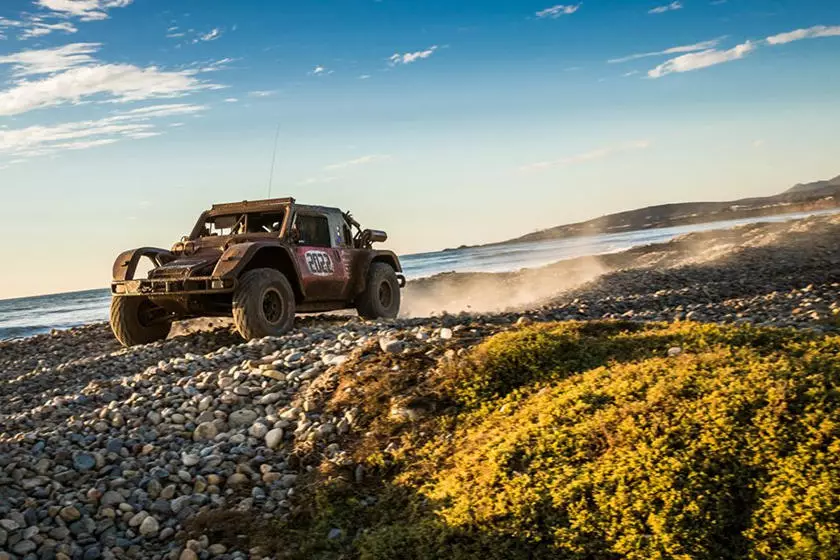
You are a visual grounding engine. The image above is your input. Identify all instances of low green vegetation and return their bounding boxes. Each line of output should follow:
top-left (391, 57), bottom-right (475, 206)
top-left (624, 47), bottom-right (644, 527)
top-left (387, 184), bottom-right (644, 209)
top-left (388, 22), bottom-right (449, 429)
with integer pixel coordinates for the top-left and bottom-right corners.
top-left (287, 322), bottom-right (840, 559)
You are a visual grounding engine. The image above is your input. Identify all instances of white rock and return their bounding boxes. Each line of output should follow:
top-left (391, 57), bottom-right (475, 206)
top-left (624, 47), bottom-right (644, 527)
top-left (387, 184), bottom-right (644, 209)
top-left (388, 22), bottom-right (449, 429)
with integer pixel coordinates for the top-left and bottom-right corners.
top-left (265, 428), bottom-right (284, 449)
top-left (181, 454), bottom-right (200, 467)
top-left (193, 422), bottom-right (219, 441)
top-left (139, 516), bottom-right (159, 537)
top-left (229, 409), bottom-right (258, 428)
top-left (379, 338), bottom-right (404, 354)
top-left (260, 393), bottom-right (283, 405)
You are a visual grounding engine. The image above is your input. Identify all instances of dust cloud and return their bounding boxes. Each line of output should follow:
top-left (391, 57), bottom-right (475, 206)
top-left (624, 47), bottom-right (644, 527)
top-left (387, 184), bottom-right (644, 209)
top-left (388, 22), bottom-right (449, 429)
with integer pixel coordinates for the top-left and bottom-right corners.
top-left (400, 256), bottom-right (608, 317)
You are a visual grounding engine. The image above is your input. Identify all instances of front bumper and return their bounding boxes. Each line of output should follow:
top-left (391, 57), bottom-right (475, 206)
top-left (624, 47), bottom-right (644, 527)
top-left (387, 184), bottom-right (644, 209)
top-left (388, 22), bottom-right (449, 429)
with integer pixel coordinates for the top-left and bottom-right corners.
top-left (111, 276), bottom-right (236, 296)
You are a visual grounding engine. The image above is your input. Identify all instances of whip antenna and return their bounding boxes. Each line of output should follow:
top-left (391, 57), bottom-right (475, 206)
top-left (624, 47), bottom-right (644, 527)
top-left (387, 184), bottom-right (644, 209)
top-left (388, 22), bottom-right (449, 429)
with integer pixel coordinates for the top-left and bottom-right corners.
top-left (267, 122), bottom-right (281, 198)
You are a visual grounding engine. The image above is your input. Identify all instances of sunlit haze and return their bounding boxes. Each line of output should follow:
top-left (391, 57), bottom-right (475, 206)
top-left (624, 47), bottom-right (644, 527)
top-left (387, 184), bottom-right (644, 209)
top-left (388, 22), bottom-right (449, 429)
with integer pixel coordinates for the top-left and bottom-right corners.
top-left (1, 0), bottom-right (839, 298)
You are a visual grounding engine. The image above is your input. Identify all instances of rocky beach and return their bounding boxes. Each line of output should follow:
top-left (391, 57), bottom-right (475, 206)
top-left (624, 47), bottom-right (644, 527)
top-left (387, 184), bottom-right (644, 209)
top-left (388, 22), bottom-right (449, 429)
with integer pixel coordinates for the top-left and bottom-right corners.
top-left (1, 213), bottom-right (839, 560)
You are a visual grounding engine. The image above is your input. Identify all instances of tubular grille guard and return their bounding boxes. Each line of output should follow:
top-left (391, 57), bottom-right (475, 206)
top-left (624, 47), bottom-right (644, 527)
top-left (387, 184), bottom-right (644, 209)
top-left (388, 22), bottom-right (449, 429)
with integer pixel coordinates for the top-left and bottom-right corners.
top-left (112, 276), bottom-right (236, 296)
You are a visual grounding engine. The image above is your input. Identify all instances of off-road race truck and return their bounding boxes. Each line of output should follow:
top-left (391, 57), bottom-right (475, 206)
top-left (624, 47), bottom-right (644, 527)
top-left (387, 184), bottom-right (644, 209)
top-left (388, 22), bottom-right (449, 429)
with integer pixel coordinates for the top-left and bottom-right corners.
top-left (110, 197), bottom-right (404, 347)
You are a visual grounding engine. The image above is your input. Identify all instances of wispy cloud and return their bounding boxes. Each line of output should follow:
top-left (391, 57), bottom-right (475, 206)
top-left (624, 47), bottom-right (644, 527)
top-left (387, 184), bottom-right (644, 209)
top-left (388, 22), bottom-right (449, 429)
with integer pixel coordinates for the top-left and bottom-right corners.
top-left (648, 41), bottom-right (755, 78)
top-left (35, 0), bottom-right (134, 22)
top-left (535, 3), bottom-right (582, 19)
top-left (609, 38), bottom-right (722, 63)
top-left (766, 25), bottom-right (840, 45)
top-left (0, 103), bottom-right (205, 161)
top-left (521, 140), bottom-right (650, 172)
top-left (248, 90), bottom-right (278, 97)
top-left (166, 26), bottom-right (185, 38)
top-left (0, 43), bottom-right (221, 117)
top-left (0, 43), bottom-right (98, 76)
top-left (308, 65), bottom-right (333, 76)
top-left (224, 97), bottom-right (238, 103)
top-left (194, 27), bottom-right (222, 43)
top-left (0, 15), bottom-right (78, 40)
top-left (389, 46), bottom-right (438, 65)
top-left (649, 1), bottom-right (683, 14)
top-left (20, 20), bottom-right (78, 39)
top-left (324, 154), bottom-right (391, 171)
top-left (644, 25), bottom-right (840, 78)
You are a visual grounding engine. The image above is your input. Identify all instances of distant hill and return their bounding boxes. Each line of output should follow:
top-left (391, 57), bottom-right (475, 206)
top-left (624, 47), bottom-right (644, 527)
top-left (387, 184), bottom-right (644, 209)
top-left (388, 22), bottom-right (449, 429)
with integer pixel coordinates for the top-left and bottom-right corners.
top-left (480, 175), bottom-right (840, 247)
top-left (785, 174), bottom-right (840, 194)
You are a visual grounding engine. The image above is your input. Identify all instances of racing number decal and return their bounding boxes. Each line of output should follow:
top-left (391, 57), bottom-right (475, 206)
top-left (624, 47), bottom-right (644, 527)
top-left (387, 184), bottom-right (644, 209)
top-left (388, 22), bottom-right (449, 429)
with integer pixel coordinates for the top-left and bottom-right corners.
top-left (305, 251), bottom-right (334, 276)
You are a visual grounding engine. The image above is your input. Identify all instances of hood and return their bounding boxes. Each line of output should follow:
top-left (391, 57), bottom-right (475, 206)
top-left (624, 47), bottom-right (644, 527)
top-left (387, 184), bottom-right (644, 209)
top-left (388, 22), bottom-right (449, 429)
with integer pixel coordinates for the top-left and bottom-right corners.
top-left (148, 251), bottom-right (220, 280)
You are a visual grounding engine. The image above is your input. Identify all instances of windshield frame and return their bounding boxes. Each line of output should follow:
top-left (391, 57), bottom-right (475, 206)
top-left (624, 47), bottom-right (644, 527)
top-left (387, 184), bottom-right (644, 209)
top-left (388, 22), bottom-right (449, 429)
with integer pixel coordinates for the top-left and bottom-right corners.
top-left (188, 206), bottom-right (293, 240)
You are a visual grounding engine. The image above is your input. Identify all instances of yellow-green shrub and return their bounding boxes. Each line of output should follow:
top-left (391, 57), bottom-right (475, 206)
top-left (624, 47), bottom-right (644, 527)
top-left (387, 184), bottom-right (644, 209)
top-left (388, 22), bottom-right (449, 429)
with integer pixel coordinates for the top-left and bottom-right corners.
top-left (292, 322), bottom-right (840, 560)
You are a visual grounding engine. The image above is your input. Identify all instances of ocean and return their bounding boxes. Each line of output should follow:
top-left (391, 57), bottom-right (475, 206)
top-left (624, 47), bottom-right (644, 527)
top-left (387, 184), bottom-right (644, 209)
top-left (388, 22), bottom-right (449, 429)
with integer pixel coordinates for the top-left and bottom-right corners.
top-left (2, 208), bottom-right (837, 341)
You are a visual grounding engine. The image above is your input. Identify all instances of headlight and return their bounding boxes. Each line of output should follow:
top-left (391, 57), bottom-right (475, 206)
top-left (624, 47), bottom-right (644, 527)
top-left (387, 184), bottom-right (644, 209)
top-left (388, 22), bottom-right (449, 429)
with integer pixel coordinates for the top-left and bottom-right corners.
top-left (171, 242), bottom-right (185, 254)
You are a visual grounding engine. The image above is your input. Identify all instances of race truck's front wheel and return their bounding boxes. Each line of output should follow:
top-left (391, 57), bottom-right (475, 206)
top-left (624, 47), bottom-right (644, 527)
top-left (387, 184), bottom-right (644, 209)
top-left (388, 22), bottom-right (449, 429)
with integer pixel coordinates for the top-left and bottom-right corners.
top-left (356, 262), bottom-right (401, 320)
top-left (110, 296), bottom-right (173, 347)
top-left (232, 268), bottom-right (296, 340)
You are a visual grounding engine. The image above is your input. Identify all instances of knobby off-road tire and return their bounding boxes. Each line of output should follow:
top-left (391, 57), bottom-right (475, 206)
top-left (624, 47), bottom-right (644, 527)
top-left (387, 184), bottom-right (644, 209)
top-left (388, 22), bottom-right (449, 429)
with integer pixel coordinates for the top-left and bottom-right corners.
top-left (110, 296), bottom-right (172, 347)
top-left (232, 268), bottom-right (296, 341)
top-left (356, 262), bottom-right (401, 320)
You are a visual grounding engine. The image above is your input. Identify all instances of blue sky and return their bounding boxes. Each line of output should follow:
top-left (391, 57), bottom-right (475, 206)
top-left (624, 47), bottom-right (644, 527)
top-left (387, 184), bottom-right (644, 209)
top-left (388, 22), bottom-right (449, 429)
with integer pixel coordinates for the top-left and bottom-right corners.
top-left (0, 0), bottom-right (839, 298)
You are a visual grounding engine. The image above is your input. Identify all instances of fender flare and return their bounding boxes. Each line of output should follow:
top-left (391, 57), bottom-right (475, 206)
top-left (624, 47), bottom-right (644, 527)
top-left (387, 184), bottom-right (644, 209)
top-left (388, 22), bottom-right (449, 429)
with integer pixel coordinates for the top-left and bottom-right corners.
top-left (212, 241), bottom-right (306, 298)
top-left (112, 247), bottom-right (175, 282)
top-left (353, 250), bottom-right (403, 295)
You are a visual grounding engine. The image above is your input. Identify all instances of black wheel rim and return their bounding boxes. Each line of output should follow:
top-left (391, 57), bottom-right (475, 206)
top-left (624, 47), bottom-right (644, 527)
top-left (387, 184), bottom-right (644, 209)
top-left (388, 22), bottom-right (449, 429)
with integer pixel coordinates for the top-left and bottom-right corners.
top-left (137, 300), bottom-right (167, 327)
top-left (262, 288), bottom-right (284, 324)
top-left (378, 281), bottom-right (393, 309)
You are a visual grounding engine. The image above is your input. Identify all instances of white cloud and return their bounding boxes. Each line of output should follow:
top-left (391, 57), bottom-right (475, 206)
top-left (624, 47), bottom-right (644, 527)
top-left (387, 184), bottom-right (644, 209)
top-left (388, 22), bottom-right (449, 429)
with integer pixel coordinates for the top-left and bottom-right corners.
top-left (324, 154), bottom-right (391, 171)
top-left (648, 41), bottom-right (755, 78)
top-left (649, 1), bottom-right (683, 14)
top-left (0, 103), bottom-right (205, 161)
top-left (0, 65), bottom-right (217, 116)
top-left (20, 20), bottom-right (78, 39)
top-left (766, 25), bottom-right (840, 45)
top-left (197, 57), bottom-right (236, 73)
top-left (248, 90), bottom-right (277, 97)
top-left (0, 43), bottom-right (98, 76)
top-left (535, 3), bottom-right (582, 19)
top-left (0, 16), bottom-right (78, 40)
top-left (107, 103), bottom-right (207, 120)
top-left (224, 97), bottom-right (238, 103)
top-left (0, 44), bottom-right (220, 116)
top-left (359, 74), bottom-right (371, 80)
top-left (308, 65), bottom-right (332, 76)
top-left (389, 46), bottom-right (438, 65)
top-left (609, 38), bottom-right (722, 63)
top-left (521, 140), bottom-right (650, 172)
top-left (194, 28), bottom-right (222, 43)
top-left (35, 0), bottom-right (134, 22)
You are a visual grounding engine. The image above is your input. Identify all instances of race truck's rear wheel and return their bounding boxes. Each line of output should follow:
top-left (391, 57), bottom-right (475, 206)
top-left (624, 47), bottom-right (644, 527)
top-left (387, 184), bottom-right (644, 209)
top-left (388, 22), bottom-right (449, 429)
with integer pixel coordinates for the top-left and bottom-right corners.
top-left (356, 262), bottom-right (401, 320)
top-left (110, 296), bottom-right (173, 347)
top-left (232, 268), bottom-right (296, 340)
